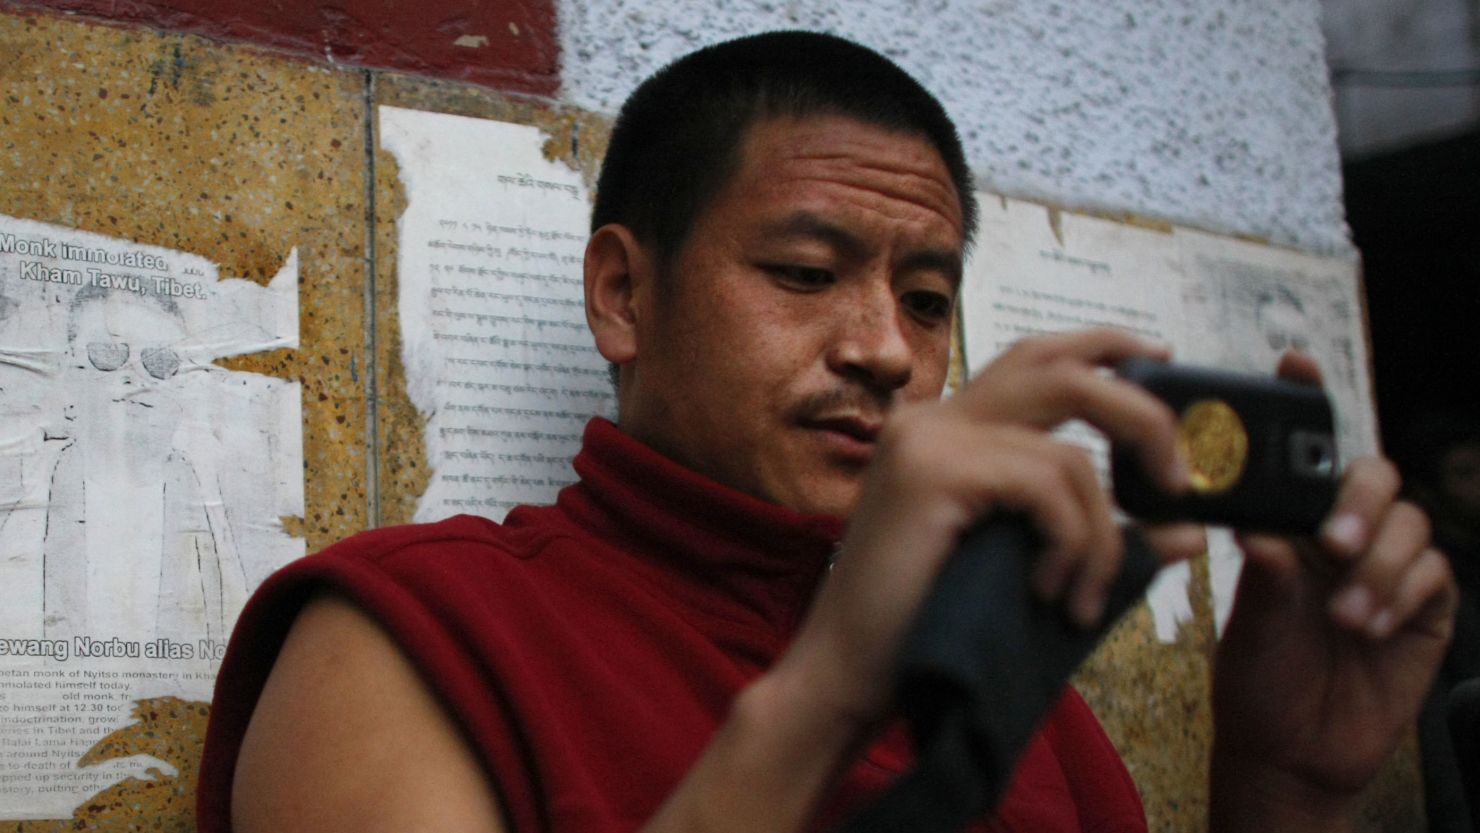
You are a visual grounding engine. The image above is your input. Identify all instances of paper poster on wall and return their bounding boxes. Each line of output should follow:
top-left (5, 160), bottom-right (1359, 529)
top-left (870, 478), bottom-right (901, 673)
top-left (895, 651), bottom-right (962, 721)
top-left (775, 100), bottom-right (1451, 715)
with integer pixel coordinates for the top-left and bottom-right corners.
top-left (379, 106), bottom-right (614, 523)
top-left (0, 215), bottom-right (303, 818)
top-left (959, 196), bottom-right (1374, 642)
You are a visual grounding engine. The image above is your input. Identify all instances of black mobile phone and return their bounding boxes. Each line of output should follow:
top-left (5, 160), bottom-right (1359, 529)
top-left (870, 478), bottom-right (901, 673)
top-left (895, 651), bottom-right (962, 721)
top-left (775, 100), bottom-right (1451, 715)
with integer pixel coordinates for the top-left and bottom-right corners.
top-left (1111, 357), bottom-right (1338, 535)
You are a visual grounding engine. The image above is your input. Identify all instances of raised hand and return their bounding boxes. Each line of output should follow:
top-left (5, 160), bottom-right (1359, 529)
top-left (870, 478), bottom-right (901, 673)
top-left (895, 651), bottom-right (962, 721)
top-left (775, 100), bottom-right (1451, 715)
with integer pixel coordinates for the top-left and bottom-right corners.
top-left (1209, 353), bottom-right (1458, 831)
top-left (776, 328), bottom-right (1200, 732)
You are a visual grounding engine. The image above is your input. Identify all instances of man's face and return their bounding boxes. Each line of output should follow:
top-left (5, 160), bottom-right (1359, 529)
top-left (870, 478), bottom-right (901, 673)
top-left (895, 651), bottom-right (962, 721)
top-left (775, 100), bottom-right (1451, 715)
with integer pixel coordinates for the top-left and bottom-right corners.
top-left (1257, 296), bottom-right (1309, 354)
top-left (69, 292), bottom-right (186, 387)
top-left (619, 115), bottom-right (964, 517)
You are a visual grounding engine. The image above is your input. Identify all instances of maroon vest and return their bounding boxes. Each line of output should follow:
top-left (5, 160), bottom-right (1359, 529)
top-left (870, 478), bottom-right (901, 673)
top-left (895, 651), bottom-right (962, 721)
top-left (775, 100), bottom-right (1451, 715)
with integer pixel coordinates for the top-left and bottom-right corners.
top-left (199, 418), bottom-right (1145, 832)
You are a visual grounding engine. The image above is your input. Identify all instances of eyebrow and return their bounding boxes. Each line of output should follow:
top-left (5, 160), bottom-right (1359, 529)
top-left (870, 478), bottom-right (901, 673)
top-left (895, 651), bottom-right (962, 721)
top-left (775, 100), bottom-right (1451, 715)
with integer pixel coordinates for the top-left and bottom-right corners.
top-left (761, 212), bottom-right (868, 260)
top-left (761, 211), bottom-right (964, 286)
top-left (900, 248), bottom-right (963, 288)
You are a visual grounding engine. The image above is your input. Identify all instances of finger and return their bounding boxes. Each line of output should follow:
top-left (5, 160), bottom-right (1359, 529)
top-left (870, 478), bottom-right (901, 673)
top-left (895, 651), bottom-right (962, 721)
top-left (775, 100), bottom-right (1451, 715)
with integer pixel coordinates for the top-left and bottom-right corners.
top-left (1226, 532), bottom-right (1314, 624)
top-left (1047, 371), bottom-right (1186, 493)
top-left (956, 328), bottom-right (1170, 418)
top-left (1320, 456), bottom-right (1403, 558)
top-left (1064, 493), bottom-right (1125, 627)
top-left (950, 428), bottom-right (1099, 583)
top-left (1140, 522), bottom-right (1207, 564)
top-left (872, 419), bottom-right (1100, 573)
top-left (1329, 501), bottom-right (1431, 632)
top-left (1275, 350), bottom-right (1324, 386)
top-left (1028, 441), bottom-right (1097, 599)
top-left (1005, 327), bottom-right (1171, 368)
top-left (962, 360), bottom-right (1187, 492)
top-left (921, 425), bottom-right (1119, 627)
top-left (1026, 442), bottom-right (1122, 624)
top-left (1234, 531), bottom-right (1303, 583)
top-left (1360, 547), bottom-right (1456, 640)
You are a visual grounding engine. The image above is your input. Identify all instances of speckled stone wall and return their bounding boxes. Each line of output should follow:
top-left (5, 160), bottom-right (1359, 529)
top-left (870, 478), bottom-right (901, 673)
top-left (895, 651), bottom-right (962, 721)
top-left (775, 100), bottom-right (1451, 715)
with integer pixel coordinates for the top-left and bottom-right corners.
top-left (557, 0), bottom-right (1351, 257)
top-left (1073, 554), bottom-right (1218, 829)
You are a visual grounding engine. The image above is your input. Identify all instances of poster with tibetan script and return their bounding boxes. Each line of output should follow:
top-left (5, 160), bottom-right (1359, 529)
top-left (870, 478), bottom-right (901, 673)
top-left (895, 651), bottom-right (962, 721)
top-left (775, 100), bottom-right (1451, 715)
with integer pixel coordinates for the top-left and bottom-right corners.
top-left (379, 106), bottom-right (614, 523)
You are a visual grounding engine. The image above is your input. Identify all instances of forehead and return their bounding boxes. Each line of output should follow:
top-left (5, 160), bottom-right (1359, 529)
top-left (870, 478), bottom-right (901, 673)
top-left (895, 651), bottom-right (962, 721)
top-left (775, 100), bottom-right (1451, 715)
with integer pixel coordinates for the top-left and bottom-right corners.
top-left (714, 115), bottom-right (965, 246)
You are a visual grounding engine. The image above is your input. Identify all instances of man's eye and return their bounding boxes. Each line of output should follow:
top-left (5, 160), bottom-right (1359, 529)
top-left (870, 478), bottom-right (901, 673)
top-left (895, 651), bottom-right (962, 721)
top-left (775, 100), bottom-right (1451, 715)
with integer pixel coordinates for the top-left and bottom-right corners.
top-left (902, 290), bottom-right (953, 322)
top-left (767, 265), bottom-right (835, 288)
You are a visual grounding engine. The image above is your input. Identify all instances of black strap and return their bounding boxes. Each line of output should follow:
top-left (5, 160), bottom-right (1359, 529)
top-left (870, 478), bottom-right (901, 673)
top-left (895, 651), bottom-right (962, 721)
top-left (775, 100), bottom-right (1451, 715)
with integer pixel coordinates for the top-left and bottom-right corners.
top-left (837, 516), bottom-right (1162, 833)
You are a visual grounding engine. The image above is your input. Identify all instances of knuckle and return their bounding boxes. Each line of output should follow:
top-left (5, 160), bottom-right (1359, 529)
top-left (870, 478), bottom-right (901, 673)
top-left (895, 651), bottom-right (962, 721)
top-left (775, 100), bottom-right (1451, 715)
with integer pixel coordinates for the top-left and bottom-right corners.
top-left (1087, 326), bottom-right (1131, 350)
top-left (1003, 334), bottom-right (1048, 363)
top-left (1038, 362), bottom-right (1085, 407)
top-left (1427, 548), bottom-right (1458, 594)
top-left (878, 433), bottom-right (935, 482)
top-left (1420, 545), bottom-right (1452, 578)
top-left (1059, 363), bottom-right (1097, 399)
top-left (1392, 500), bottom-right (1432, 544)
top-left (1372, 457), bottom-right (1402, 495)
top-left (1037, 446), bottom-right (1092, 503)
top-left (1083, 538), bottom-right (1124, 581)
top-left (1145, 397), bottom-right (1179, 439)
top-left (879, 403), bottom-right (936, 451)
top-left (1351, 455), bottom-right (1402, 497)
top-left (1046, 513), bottom-right (1090, 558)
top-left (1021, 447), bottom-right (1071, 497)
top-left (877, 407), bottom-right (970, 485)
top-left (1049, 439), bottom-right (1092, 473)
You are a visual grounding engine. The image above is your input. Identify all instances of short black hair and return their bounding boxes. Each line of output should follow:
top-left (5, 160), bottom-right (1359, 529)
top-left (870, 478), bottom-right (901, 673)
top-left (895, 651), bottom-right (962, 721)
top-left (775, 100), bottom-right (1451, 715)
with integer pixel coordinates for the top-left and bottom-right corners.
top-left (591, 31), bottom-right (978, 269)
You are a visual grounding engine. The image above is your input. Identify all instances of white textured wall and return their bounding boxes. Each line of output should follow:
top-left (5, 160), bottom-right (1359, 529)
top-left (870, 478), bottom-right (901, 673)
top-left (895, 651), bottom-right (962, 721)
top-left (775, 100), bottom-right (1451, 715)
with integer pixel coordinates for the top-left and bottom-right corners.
top-left (557, 0), bottom-right (1351, 255)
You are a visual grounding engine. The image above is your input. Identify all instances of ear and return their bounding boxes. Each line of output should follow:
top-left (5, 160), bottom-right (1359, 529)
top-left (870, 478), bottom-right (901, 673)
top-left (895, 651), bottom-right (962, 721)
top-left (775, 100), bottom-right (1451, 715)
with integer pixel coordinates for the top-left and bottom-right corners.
top-left (584, 223), bottom-right (653, 367)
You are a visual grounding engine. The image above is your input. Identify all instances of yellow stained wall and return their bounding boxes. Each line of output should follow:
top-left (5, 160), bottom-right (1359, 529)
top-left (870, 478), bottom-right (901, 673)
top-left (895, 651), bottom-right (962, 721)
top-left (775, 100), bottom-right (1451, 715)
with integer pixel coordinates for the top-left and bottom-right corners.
top-left (1, 9), bottom-right (366, 830)
top-left (0, 8), bottom-right (1423, 832)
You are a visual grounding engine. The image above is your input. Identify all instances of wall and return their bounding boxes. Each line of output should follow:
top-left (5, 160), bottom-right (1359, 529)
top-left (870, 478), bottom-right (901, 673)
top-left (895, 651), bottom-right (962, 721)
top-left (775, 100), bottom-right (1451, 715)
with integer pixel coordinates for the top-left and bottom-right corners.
top-left (7, 0), bottom-right (560, 93)
top-left (0, 1), bottom-right (1418, 832)
top-left (0, 11), bottom-right (369, 830)
top-left (559, 0), bottom-right (1352, 255)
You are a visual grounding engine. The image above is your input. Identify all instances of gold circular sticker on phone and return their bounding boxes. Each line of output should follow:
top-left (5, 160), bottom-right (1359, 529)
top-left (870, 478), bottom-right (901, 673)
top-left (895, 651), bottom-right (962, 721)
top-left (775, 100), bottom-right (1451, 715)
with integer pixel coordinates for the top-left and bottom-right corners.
top-left (1177, 399), bottom-right (1248, 494)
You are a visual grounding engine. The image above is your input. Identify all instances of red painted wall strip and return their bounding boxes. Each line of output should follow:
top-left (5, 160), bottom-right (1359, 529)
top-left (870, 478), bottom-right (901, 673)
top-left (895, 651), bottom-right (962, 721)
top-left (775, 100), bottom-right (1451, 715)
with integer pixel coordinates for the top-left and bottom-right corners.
top-left (2, 0), bottom-right (559, 95)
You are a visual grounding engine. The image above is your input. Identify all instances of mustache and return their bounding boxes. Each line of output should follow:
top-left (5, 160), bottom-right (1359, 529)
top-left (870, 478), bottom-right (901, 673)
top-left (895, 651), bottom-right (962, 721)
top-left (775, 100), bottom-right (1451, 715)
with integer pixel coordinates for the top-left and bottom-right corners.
top-left (789, 385), bottom-right (895, 423)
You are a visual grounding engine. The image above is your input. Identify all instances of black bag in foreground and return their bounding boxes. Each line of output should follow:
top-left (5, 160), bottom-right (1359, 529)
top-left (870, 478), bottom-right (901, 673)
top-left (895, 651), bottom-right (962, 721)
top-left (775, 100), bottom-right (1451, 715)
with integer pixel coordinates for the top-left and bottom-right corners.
top-left (837, 516), bottom-right (1162, 833)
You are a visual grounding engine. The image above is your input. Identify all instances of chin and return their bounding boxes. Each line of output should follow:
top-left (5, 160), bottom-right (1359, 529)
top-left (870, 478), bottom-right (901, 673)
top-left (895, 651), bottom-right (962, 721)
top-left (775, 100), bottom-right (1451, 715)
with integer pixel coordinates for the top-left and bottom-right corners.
top-left (790, 482), bottom-right (863, 519)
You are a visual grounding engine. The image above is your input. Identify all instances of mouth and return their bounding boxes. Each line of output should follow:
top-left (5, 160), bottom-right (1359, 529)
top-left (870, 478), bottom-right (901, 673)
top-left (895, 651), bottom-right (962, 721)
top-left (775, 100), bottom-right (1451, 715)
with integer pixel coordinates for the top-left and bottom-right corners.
top-left (799, 414), bottom-right (882, 461)
top-left (811, 415), bottom-right (880, 441)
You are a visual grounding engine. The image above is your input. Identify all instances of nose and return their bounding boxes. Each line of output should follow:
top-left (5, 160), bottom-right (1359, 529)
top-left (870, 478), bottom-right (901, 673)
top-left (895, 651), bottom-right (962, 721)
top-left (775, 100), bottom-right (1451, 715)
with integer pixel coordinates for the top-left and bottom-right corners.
top-left (826, 284), bottom-right (914, 393)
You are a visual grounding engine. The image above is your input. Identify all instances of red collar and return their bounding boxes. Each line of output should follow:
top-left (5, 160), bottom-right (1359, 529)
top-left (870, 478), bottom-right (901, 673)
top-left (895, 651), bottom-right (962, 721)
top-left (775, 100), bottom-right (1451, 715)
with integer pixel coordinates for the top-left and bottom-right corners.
top-left (548, 417), bottom-right (845, 637)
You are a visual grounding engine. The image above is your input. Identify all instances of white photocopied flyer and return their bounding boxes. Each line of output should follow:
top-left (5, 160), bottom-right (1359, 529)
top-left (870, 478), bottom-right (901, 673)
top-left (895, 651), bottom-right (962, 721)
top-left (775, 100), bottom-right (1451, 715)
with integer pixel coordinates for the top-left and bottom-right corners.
top-left (379, 106), bottom-right (614, 523)
top-left (0, 214), bottom-right (304, 818)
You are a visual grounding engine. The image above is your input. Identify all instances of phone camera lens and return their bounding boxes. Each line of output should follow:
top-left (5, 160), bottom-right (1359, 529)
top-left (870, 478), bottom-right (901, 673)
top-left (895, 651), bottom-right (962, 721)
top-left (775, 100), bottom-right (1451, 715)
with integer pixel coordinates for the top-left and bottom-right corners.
top-left (1289, 430), bottom-right (1336, 479)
